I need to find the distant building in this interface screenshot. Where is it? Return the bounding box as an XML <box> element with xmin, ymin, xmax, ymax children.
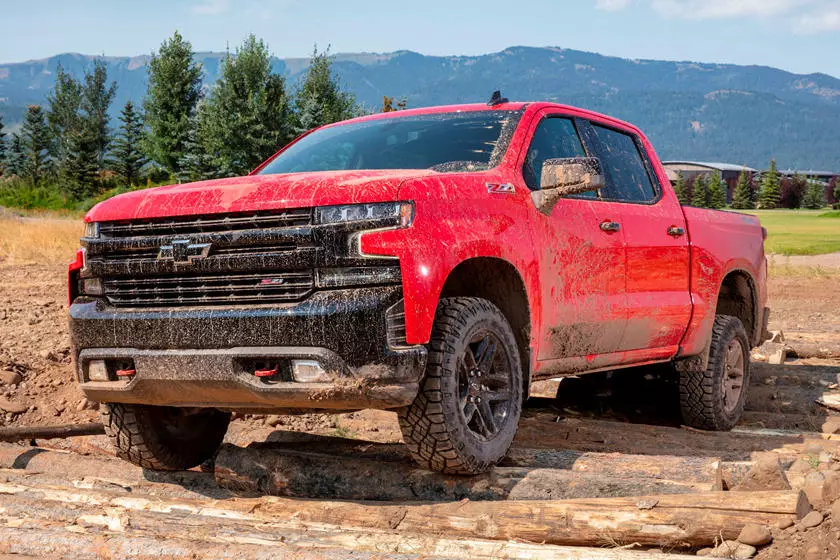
<box><xmin>662</xmin><ymin>162</ymin><xmax>757</xmax><ymax>203</ymax></box>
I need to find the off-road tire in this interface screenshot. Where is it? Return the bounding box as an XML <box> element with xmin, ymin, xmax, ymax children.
<box><xmin>399</xmin><ymin>297</ymin><xmax>523</xmax><ymax>474</ymax></box>
<box><xmin>679</xmin><ymin>315</ymin><xmax>750</xmax><ymax>431</ymax></box>
<box><xmin>102</xmin><ymin>403</ymin><xmax>230</xmax><ymax>471</ymax></box>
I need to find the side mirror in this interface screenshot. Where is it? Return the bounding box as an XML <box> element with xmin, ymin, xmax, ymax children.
<box><xmin>531</xmin><ymin>157</ymin><xmax>605</xmax><ymax>216</ymax></box>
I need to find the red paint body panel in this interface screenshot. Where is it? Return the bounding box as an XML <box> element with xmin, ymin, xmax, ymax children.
<box><xmin>78</xmin><ymin>101</ymin><xmax>768</xmax><ymax>378</ymax></box>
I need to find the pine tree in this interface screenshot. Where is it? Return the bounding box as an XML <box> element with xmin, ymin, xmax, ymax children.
<box><xmin>0</xmin><ymin>113</ymin><xmax>7</xmax><ymax>176</ymax></box>
<box><xmin>199</xmin><ymin>34</ymin><xmax>292</xmax><ymax>176</ymax></box>
<box><xmin>295</xmin><ymin>94</ymin><xmax>324</xmax><ymax>135</ymax></box>
<box><xmin>294</xmin><ymin>45</ymin><xmax>360</xmax><ymax>129</ymax></box>
<box><xmin>707</xmin><ymin>171</ymin><xmax>727</xmax><ymax>209</ymax></box>
<box><xmin>110</xmin><ymin>100</ymin><xmax>146</xmax><ymax>186</ymax></box>
<box><xmin>81</xmin><ymin>59</ymin><xmax>117</xmax><ymax>168</ymax></box>
<box><xmin>46</xmin><ymin>63</ymin><xmax>83</xmax><ymax>166</ymax></box>
<box><xmin>731</xmin><ymin>169</ymin><xmax>755</xmax><ymax>210</ymax></box>
<box><xmin>176</xmin><ymin>109</ymin><xmax>217</xmax><ymax>183</ymax></box>
<box><xmin>144</xmin><ymin>31</ymin><xmax>203</xmax><ymax>174</ymax></box>
<box><xmin>7</xmin><ymin>133</ymin><xmax>25</xmax><ymax>177</ymax></box>
<box><xmin>20</xmin><ymin>105</ymin><xmax>53</xmax><ymax>185</ymax></box>
<box><xmin>673</xmin><ymin>171</ymin><xmax>690</xmax><ymax>205</ymax></box>
<box><xmin>802</xmin><ymin>178</ymin><xmax>825</xmax><ymax>209</ymax></box>
<box><xmin>758</xmin><ymin>159</ymin><xmax>781</xmax><ymax>209</ymax></box>
<box><xmin>691</xmin><ymin>175</ymin><xmax>709</xmax><ymax>208</ymax></box>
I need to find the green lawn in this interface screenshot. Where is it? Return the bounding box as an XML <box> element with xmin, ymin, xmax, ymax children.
<box><xmin>741</xmin><ymin>209</ymin><xmax>840</xmax><ymax>256</ymax></box>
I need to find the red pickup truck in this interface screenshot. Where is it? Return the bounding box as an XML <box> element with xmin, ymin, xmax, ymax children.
<box><xmin>69</xmin><ymin>99</ymin><xmax>769</xmax><ymax>474</ymax></box>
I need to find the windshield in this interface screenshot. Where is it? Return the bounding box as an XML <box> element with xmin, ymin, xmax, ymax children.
<box><xmin>258</xmin><ymin>110</ymin><xmax>522</xmax><ymax>175</ymax></box>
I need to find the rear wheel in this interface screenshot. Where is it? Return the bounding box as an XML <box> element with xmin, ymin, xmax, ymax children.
<box><xmin>399</xmin><ymin>297</ymin><xmax>523</xmax><ymax>474</ymax></box>
<box><xmin>102</xmin><ymin>403</ymin><xmax>230</xmax><ymax>471</ymax></box>
<box><xmin>679</xmin><ymin>315</ymin><xmax>750</xmax><ymax>431</ymax></box>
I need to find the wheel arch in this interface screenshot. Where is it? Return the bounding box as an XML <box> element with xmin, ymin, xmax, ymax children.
<box><xmin>715</xmin><ymin>268</ymin><xmax>760</xmax><ymax>348</ymax></box>
<box><xmin>438</xmin><ymin>257</ymin><xmax>533</xmax><ymax>394</ymax></box>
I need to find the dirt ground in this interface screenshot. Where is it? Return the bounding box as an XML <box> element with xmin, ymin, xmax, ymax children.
<box><xmin>2</xmin><ymin>261</ymin><xmax>840</xmax><ymax>558</ymax></box>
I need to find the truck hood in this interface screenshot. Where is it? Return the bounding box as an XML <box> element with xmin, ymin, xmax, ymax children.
<box><xmin>85</xmin><ymin>169</ymin><xmax>438</xmax><ymax>222</ymax></box>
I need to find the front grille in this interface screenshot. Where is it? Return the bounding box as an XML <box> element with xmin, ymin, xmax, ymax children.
<box><xmin>102</xmin><ymin>271</ymin><xmax>314</xmax><ymax>307</ymax></box>
<box><xmin>86</xmin><ymin>209</ymin><xmax>317</xmax><ymax>308</ymax></box>
<box><xmin>98</xmin><ymin>208</ymin><xmax>312</xmax><ymax>238</ymax></box>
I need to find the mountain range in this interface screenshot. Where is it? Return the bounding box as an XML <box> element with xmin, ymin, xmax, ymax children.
<box><xmin>1</xmin><ymin>46</ymin><xmax>839</xmax><ymax>171</ymax></box>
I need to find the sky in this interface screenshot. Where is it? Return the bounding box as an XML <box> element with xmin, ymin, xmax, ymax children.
<box><xmin>1</xmin><ymin>0</ymin><xmax>839</xmax><ymax>77</ymax></box>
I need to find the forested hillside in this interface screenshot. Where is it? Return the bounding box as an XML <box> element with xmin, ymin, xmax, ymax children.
<box><xmin>1</xmin><ymin>46</ymin><xmax>839</xmax><ymax>169</ymax></box>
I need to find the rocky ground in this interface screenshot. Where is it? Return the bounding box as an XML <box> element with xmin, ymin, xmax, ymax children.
<box><xmin>1</xmin><ymin>261</ymin><xmax>840</xmax><ymax>558</ymax></box>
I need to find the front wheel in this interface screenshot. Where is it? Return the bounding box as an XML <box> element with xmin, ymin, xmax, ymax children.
<box><xmin>679</xmin><ymin>314</ymin><xmax>750</xmax><ymax>431</ymax></box>
<box><xmin>399</xmin><ymin>297</ymin><xmax>523</xmax><ymax>474</ymax></box>
<box><xmin>102</xmin><ymin>403</ymin><xmax>230</xmax><ymax>471</ymax></box>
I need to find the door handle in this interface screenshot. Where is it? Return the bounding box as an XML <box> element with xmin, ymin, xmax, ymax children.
<box><xmin>667</xmin><ymin>226</ymin><xmax>686</xmax><ymax>237</ymax></box>
<box><xmin>600</xmin><ymin>221</ymin><xmax>621</xmax><ymax>233</ymax></box>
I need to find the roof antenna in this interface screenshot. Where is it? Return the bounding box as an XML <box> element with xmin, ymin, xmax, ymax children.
<box><xmin>487</xmin><ymin>90</ymin><xmax>508</xmax><ymax>106</ymax></box>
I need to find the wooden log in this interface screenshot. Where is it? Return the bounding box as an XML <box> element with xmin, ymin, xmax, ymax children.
<box><xmin>0</xmin><ymin>422</ymin><xmax>105</xmax><ymax>442</ymax></box>
<box><xmin>249</xmin><ymin>489</ymin><xmax>810</xmax><ymax>548</ymax></box>
<box><xmin>0</xmin><ymin>485</ymin><xmax>694</xmax><ymax>560</ymax></box>
<box><xmin>214</xmin><ymin>443</ymin><xmax>722</xmax><ymax>501</ymax></box>
<box><xmin>0</xmin><ymin>477</ymin><xmax>810</xmax><ymax>549</ymax></box>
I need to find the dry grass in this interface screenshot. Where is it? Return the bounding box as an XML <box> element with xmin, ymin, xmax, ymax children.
<box><xmin>0</xmin><ymin>215</ymin><xmax>82</xmax><ymax>265</ymax></box>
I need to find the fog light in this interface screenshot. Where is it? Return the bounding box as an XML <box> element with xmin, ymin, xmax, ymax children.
<box><xmin>88</xmin><ymin>360</ymin><xmax>110</xmax><ymax>381</ymax></box>
<box><xmin>291</xmin><ymin>360</ymin><xmax>330</xmax><ymax>383</ymax></box>
<box><xmin>81</xmin><ymin>277</ymin><xmax>104</xmax><ymax>296</ymax></box>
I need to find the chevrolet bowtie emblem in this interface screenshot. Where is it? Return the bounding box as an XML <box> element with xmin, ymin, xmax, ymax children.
<box><xmin>158</xmin><ymin>240</ymin><xmax>212</xmax><ymax>264</ymax></box>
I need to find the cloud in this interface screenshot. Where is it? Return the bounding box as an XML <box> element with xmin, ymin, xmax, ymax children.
<box><xmin>191</xmin><ymin>0</ymin><xmax>230</xmax><ymax>15</ymax></box>
<box><xmin>796</xmin><ymin>7</ymin><xmax>840</xmax><ymax>33</ymax></box>
<box><xmin>649</xmin><ymin>0</ymin><xmax>808</xmax><ymax>19</ymax></box>
<box><xmin>594</xmin><ymin>0</ymin><xmax>840</xmax><ymax>33</ymax></box>
<box><xmin>595</xmin><ymin>0</ymin><xmax>634</xmax><ymax>10</ymax></box>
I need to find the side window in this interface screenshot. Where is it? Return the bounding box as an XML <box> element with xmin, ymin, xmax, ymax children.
<box><xmin>590</xmin><ymin>124</ymin><xmax>657</xmax><ymax>203</ymax></box>
<box><xmin>523</xmin><ymin>117</ymin><xmax>587</xmax><ymax>191</ymax></box>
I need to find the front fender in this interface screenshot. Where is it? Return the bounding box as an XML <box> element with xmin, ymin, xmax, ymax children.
<box><xmin>359</xmin><ymin>179</ymin><xmax>540</xmax><ymax>346</ymax></box>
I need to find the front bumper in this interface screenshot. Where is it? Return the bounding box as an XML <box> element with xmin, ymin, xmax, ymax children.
<box><xmin>69</xmin><ymin>287</ymin><xmax>427</xmax><ymax>410</ymax></box>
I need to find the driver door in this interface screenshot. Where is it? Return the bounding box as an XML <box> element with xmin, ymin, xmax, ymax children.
<box><xmin>518</xmin><ymin>113</ymin><xmax>629</xmax><ymax>366</ymax></box>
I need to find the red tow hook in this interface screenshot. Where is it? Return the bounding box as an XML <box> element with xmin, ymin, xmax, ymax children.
<box><xmin>254</xmin><ymin>367</ymin><xmax>278</xmax><ymax>378</ymax></box>
<box><xmin>115</xmin><ymin>369</ymin><xmax>136</xmax><ymax>378</ymax></box>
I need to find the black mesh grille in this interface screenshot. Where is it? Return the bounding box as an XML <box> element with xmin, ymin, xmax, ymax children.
<box><xmin>102</xmin><ymin>271</ymin><xmax>314</xmax><ymax>307</ymax></box>
<box><xmin>98</xmin><ymin>208</ymin><xmax>312</xmax><ymax>238</ymax></box>
<box><xmin>87</xmin><ymin>208</ymin><xmax>315</xmax><ymax>308</ymax></box>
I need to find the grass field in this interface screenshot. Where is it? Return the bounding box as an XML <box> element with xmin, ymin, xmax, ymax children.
<box><xmin>745</xmin><ymin>209</ymin><xmax>840</xmax><ymax>256</ymax></box>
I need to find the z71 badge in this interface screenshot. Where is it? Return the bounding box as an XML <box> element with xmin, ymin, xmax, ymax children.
<box><xmin>486</xmin><ymin>183</ymin><xmax>516</xmax><ymax>194</ymax></box>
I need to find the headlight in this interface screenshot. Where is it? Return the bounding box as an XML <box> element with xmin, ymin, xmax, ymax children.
<box><xmin>83</xmin><ymin>222</ymin><xmax>100</xmax><ymax>239</ymax></box>
<box><xmin>316</xmin><ymin>202</ymin><xmax>413</xmax><ymax>228</ymax></box>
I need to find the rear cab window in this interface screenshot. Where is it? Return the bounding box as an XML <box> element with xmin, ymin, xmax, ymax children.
<box><xmin>589</xmin><ymin>124</ymin><xmax>659</xmax><ymax>204</ymax></box>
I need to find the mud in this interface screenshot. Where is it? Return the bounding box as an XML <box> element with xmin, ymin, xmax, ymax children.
<box><xmin>2</xmin><ymin>261</ymin><xmax>840</xmax><ymax>558</ymax></box>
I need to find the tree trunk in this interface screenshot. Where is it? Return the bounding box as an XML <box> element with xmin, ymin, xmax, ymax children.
<box><xmin>214</xmin><ymin>443</ymin><xmax>722</xmax><ymax>501</ymax></box>
<box><xmin>0</xmin><ymin>422</ymin><xmax>105</xmax><ymax>442</ymax></box>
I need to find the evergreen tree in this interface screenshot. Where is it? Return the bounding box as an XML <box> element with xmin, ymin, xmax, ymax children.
<box><xmin>731</xmin><ymin>169</ymin><xmax>755</xmax><ymax>210</ymax></box>
<box><xmin>176</xmin><ymin>109</ymin><xmax>217</xmax><ymax>183</ymax></box>
<box><xmin>0</xmin><ymin>113</ymin><xmax>6</xmax><ymax>176</ymax></box>
<box><xmin>110</xmin><ymin>100</ymin><xmax>146</xmax><ymax>186</ymax></box>
<box><xmin>691</xmin><ymin>175</ymin><xmax>709</xmax><ymax>208</ymax></box>
<box><xmin>832</xmin><ymin>178</ymin><xmax>840</xmax><ymax>207</ymax></box>
<box><xmin>46</xmin><ymin>63</ymin><xmax>83</xmax><ymax>166</ymax></box>
<box><xmin>294</xmin><ymin>94</ymin><xmax>324</xmax><ymax>135</ymax></box>
<box><xmin>758</xmin><ymin>159</ymin><xmax>781</xmax><ymax>209</ymax></box>
<box><xmin>673</xmin><ymin>171</ymin><xmax>690</xmax><ymax>205</ymax></box>
<box><xmin>144</xmin><ymin>31</ymin><xmax>203</xmax><ymax>174</ymax></box>
<box><xmin>7</xmin><ymin>133</ymin><xmax>25</xmax><ymax>177</ymax></box>
<box><xmin>199</xmin><ymin>34</ymin><xmax>292</xmax><ymax>176</ymax></box>
<box><xmin>802</xmin><ymin>178</ymin><xmax>825</xmax><ymax>209</ymax></box>
<box><xmin>707</xmin><ymin>171</ymin><xmax>727</xmax><ymax>209</ymax></box>
<box><xmin>81</xmin><ymin>59</ymin><xmax>117</xmax><ymax>168</ymax></box>
<box><xmin>20</xmin><ymin>105</ymin><xmax>53</xmax><ymax>185</ymax></box>
<box><xmin>294</xmin><ymin>45</ymin><xmax>360</xmax><ymax>129</ymax></box>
